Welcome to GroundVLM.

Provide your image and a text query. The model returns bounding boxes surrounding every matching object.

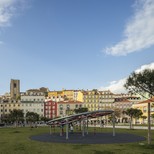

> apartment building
[20,89,45,117]
[48,91,64,102]
[77,90,115,111]
[0,100,21,119]
[132,97,154,124]
[44,100,57,119]
[57,100,83,117]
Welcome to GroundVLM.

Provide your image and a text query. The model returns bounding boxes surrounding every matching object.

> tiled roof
[137,98,154,104]
[114,99,130,103]
[57,101,83,104]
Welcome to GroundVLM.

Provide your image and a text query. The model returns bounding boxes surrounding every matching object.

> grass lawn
[0,126,154,154]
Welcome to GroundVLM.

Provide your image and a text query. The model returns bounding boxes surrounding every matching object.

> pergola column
[86,116,88,135]
[112,112,115,136]
[66,118,69,139]
[82,116,85,137]
[60,124,62,136]
[50,125,52,135]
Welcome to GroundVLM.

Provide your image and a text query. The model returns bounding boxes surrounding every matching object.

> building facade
[132,97,154,124]
[77,90,115,111]
[20,90,45,118]
[0,101,21,120]
[57,101,83,117]
[44,101,57,119]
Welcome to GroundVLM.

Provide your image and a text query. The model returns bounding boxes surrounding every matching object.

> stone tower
[10,79,20,99]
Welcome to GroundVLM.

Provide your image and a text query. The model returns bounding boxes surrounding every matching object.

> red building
[44,100,57,119]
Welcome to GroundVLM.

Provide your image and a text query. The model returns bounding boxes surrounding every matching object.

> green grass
[0,126,154,154]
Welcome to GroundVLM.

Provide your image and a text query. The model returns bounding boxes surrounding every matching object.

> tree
[74,107,88,114]
[113,108,122,122]
[107,107,122,123]
[141,115,147,124]
[124,69,154,144]
[1,114,12,124]
[26,112,39,127]
[151,114,154,119]
[40,116,50,122]
[10,109,24,127]
[124,108,143,129]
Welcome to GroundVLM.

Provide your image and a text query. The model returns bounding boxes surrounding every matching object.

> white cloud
[135,62,154,73]
[104,0,154,56]
[99,78,127,94]
[0,0,27,27]
[99,62,154,93]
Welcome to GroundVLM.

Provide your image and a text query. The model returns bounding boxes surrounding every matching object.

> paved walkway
[30,132,145,144]
[104,125,154,130]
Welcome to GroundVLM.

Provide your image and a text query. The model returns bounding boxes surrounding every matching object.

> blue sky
[0,0,154,94]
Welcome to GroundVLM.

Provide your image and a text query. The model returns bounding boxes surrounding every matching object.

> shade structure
[47,110,114,126]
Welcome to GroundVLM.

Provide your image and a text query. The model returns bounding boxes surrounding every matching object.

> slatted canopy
[47,110,114,126]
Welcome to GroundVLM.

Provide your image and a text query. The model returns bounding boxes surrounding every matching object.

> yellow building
[132,97,154,124]
[76,90,84,102]
[0,101,21,118]
[77,90,114,111]
[62,90,74,100]
[48,91,64,98]
[48,89,74,101]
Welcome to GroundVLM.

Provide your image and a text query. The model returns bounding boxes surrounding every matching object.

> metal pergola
[47,110,115,139]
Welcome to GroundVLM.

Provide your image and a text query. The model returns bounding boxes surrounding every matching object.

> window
[60,104,63,110]
[66,104,70,110]
[14,83,17,88]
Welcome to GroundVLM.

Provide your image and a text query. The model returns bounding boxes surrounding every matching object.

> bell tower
[10,79,20,99]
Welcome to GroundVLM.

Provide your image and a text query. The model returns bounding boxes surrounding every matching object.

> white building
[21,90,45,103]
[20,102,44,117]
[20,90,45,117]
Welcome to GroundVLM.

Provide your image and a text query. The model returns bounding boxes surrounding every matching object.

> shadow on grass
[72,144,89,150]
[129,142,154,151]
[11,131,21,133]
[143,144,154,149]
[93,150,114,154]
